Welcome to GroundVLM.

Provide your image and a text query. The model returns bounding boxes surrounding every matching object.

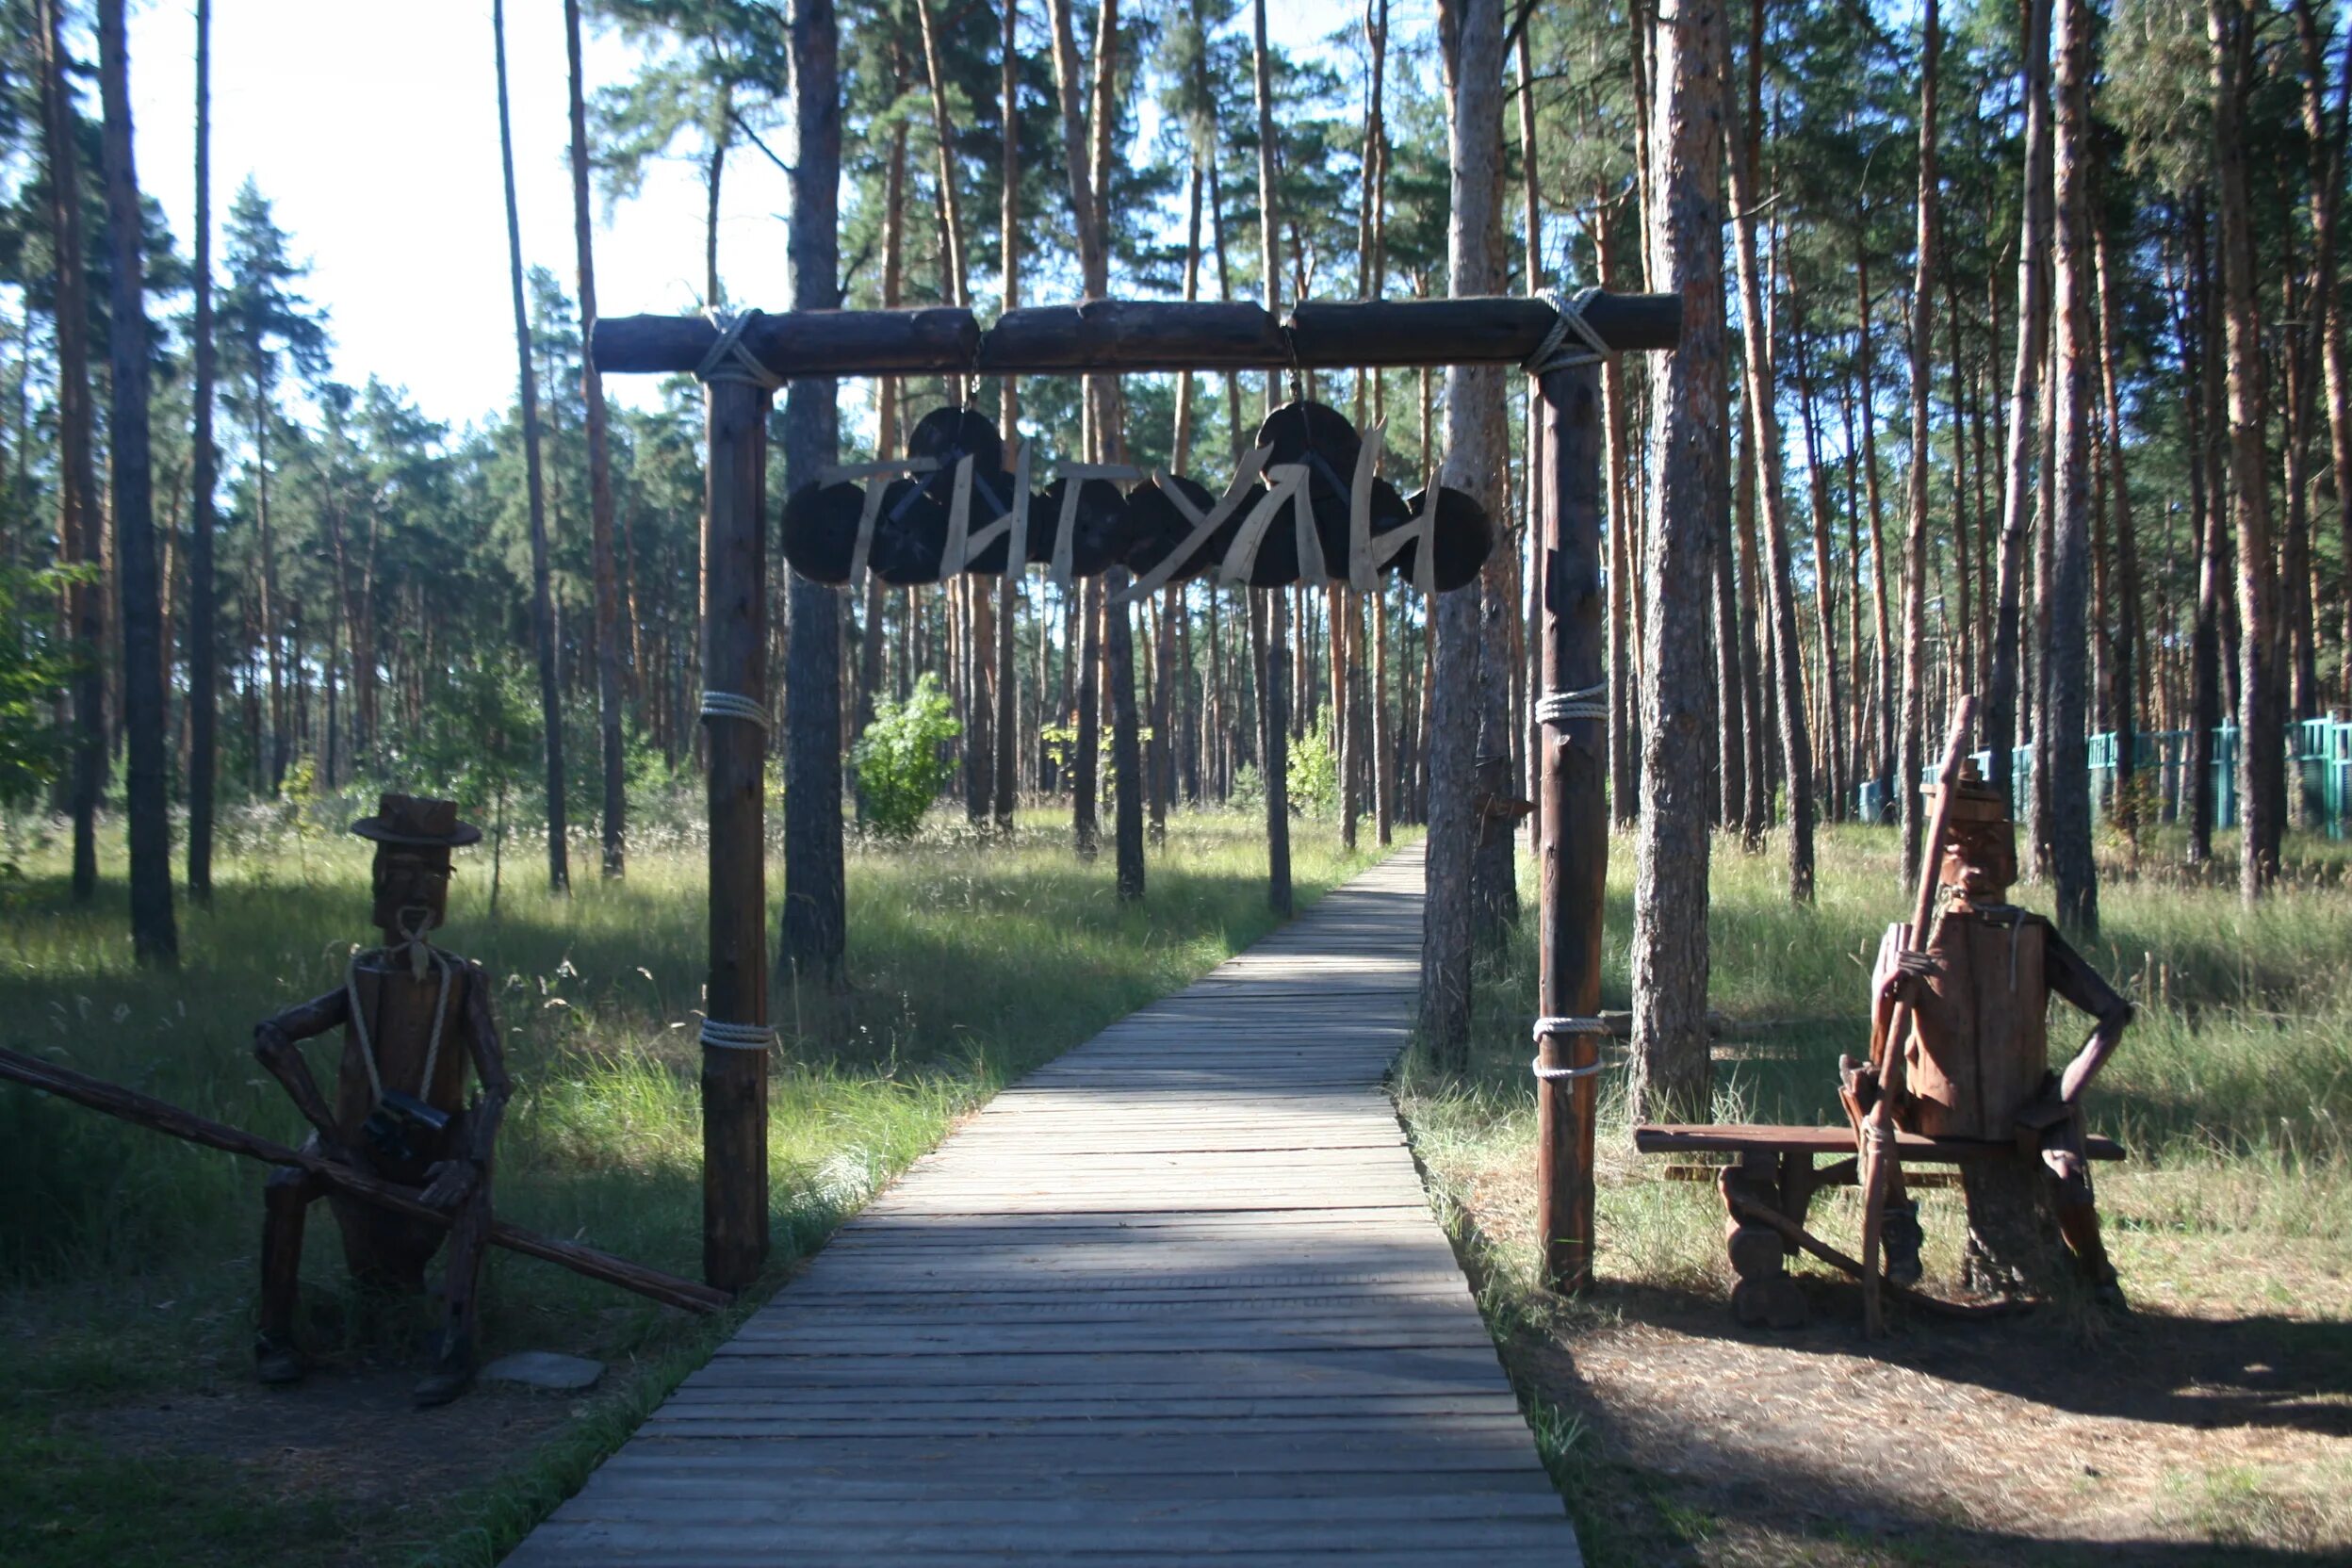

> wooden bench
[1632,1123,2127,1328]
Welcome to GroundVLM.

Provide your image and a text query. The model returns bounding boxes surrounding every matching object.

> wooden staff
[0,1045,733,1315]
[1857,696,1977,1335]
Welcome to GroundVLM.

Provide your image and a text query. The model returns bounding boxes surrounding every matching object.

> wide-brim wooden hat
[350,792,483,848]
[1929,761,2009,824]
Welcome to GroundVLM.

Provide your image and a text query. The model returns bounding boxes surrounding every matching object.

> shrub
[1289,719,1339,819]
[853,674,962,837]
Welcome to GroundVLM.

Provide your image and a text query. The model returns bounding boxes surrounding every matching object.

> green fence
[1857,717,2351,839]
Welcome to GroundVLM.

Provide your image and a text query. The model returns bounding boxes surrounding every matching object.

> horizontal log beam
[591,294,1681,380]
[0,1044,734,1316]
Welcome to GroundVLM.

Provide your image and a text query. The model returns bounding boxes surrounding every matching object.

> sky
[120,0,1376,435]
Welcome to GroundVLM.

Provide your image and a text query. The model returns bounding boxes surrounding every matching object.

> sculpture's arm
[419,964,510,1212]
[459,963,511,1166]
[253,987,354,1157]
[2042,920,2133,1104]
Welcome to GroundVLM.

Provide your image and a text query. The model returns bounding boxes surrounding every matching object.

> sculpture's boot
[412,1328,475,1408]
[1880,1198,1924,1288]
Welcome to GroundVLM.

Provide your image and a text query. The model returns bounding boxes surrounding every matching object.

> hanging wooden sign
[778,401,1494,596]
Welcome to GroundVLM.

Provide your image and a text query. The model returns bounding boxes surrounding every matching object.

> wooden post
[1535,354,1609,1293]
[702,376,772,1290]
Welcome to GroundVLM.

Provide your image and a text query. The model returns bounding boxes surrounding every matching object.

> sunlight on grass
[0,802,1389,1568]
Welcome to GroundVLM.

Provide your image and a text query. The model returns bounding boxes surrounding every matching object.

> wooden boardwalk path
[507,845,1578,1564]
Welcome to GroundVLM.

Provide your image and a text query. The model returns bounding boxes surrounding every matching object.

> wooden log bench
[1632,1123,2127,1328]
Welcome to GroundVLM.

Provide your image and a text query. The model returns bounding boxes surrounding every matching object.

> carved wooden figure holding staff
[1856,763,2132,1306]
[251,794,510,1405]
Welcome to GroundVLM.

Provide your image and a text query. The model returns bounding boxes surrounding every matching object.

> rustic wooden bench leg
[1722,1152,1808,1329]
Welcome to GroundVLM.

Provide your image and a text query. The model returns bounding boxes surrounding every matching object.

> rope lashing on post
[1535,681,1609,727]
[1523,287,1612,376]
[1530,1014,1613,1081]
[695,308,785,392]
[698,691,772,730]
[697,1018,777,1052]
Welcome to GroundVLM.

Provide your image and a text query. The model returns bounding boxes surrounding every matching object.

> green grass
[1396,822,2352,1564]
[0,800,1386,1568]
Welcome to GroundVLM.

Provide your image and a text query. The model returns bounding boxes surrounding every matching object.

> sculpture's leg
[415,1145,492,1408]
[2043,1116,2124,1309]
[257,1161,325,1383]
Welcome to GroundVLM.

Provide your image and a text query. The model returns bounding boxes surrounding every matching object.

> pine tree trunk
[1735,360,1771,844]
[1726,4,1814,903]
[2093,215,2142,847]
[1988,0,2054,827]
[98,0,176,961]
[994,0,1022,831]
[2210,0,2283,899]
[188,0,220,903]
[1248,0,1292,916]
[1789,314,1847,824]
[2187,201,2222,861]
[2047,0,2099,933]
[1903,0,1946,889]
[566,0,626,879]
[1627,0,1724,1119]
[39,0,102,903]
[780,0,848,987]
[1853,243,1890,808]
[495,0,567,892]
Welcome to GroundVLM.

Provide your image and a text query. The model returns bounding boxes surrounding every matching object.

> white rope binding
[1535,682,1609,727]
[1531,1013,1613,1081]
[1523,287,1612,376]
[695,309,785,392]
[699,691,772,730]
[698,1017,777,1052]
[345,920,454,1104]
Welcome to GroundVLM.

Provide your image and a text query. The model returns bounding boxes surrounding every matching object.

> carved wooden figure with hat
[1847,761,2133,1305]
[250,793,511,1405]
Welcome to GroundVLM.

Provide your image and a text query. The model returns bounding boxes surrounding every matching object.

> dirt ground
[62,1362,586,1567]
[1511,1272,2352,1566]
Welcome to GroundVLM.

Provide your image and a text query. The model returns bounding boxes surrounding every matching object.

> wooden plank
[1633,1121,2127,1160]
[507,843,1579,1566]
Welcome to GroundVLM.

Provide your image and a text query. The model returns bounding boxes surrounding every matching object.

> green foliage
[0,565,86,811]
[851,674,961,837]
[1287,717,1339,819]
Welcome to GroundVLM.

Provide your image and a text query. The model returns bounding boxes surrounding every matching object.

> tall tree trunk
[1597,203,1642,829]
[1419,0,1503,1060]
[2047,0,2098,934]
[858,154,906,743]
[1987,0,2054,823]
[188,0,219,903]
[2093,209,2141,847]
[781,0,848,985]
[2210,0,2282,899]
[567,0,626,880]
[99,0,176,961]
[2187,202,2224,863]
[1901,0,1944,890]
[1726,2,1814,903]
[1789,313,1847,823]
[1253,0,1292,916]
[1856,231,1895,804]
[495,0,567,892]
[1626,0,1723,1120]
[1734,352,1771,844]
[39,0,101,903]
[995,4,1022,832]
